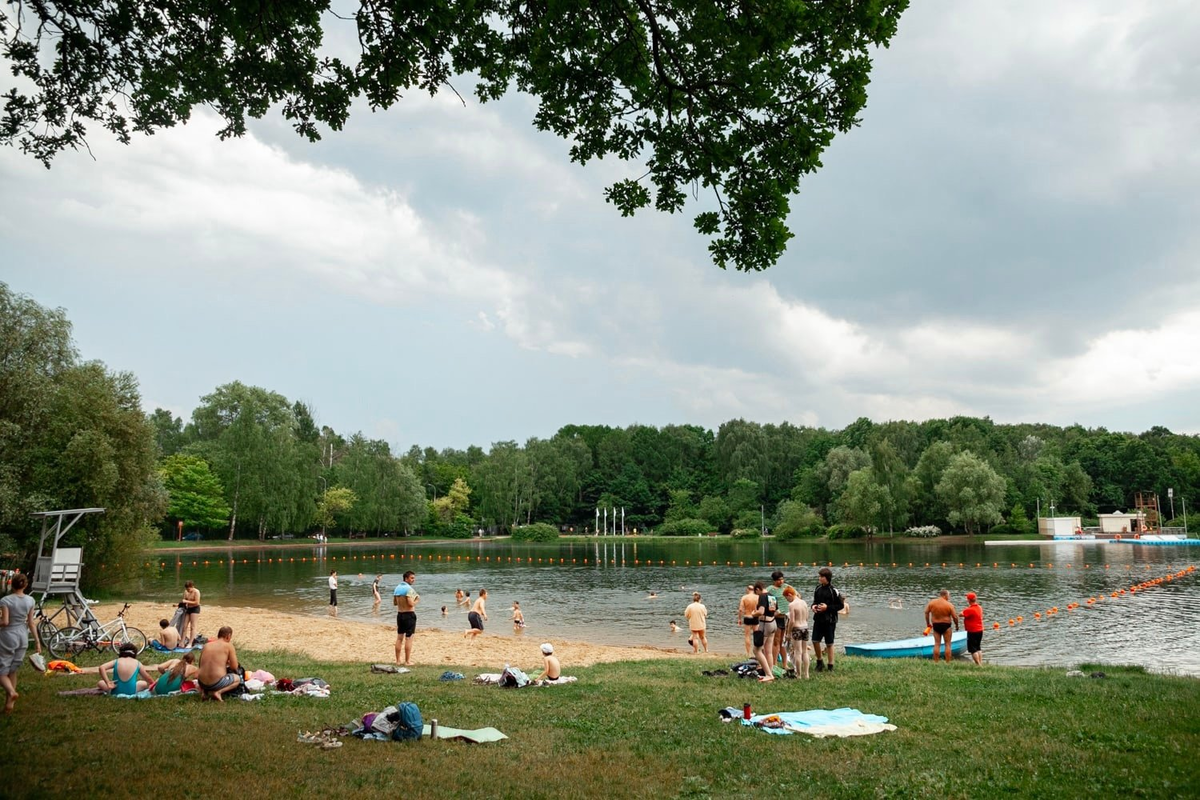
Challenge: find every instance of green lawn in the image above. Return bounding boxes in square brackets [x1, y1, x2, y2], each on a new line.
[2, 654, 1195, 799]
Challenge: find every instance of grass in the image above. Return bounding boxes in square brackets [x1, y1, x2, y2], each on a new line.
[2, 653, 1196, 799]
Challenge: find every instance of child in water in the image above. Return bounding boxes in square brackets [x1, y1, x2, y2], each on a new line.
[512, 601, 525, 630]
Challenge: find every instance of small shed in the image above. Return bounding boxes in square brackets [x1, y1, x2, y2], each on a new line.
[1098, 511, 1142, 534]
[1038, 516, 1082, 537]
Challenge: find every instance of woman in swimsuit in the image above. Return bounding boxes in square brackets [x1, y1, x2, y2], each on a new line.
[98, 644, 155, 696]
[152, 653, 197, 695]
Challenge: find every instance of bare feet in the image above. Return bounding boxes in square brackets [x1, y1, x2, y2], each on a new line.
[4, 692, 17, 713]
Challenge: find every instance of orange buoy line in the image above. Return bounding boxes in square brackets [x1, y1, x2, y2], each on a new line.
[988, 565, 1196, 632]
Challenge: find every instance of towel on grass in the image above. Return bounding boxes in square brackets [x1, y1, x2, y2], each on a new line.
[148, 640, 198, 654]
[371, 664, 411, 674]
[742, 708, 896, 738]
[421, 724, 508, 743]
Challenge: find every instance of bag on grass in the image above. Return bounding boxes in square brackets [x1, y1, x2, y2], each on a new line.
[392, 701, 423, 741]
[372, 705, 398, 735]
[499, 665, 529, 688]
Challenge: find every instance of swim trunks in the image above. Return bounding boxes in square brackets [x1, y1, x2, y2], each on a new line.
[396, 611, 417, 637]
[468, 611, 484, 631]
[967, 631, 983, 653]
[186, 605, 201, 615]
[932, 622, 952, 634]
[742, 616, 757, 626]
[199, 673, 239, 693]
[790, 627, 809, 642]
[329, 589, 338, 606]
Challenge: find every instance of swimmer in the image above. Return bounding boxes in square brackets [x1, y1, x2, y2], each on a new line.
[441, 605, 448, 616]
[647, 591, 659, 599]
[888, 597, 903, 610]
[669, 620, 678, 633]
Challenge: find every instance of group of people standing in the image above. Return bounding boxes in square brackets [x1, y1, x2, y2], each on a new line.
[735, 568, 845, 681]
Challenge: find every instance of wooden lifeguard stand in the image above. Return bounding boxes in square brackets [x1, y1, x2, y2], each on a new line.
[1133, 493, 1159, 534]
[29, 508, 104, 623]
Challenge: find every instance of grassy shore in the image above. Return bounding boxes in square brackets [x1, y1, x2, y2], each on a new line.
[2, 655, 1195, 799]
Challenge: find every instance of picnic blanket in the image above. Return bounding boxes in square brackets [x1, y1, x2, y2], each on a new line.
[474, 673, 576, 687]
[742, 708, 897, 738]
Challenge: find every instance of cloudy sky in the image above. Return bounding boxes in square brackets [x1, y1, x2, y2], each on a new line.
[3, 0, 1198, 451]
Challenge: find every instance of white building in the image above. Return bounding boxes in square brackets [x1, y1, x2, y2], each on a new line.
[1038, 516, 1082, 537]
[1098, 511, 1142, 534]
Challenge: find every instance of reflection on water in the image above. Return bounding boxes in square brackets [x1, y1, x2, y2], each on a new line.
[141, 539, 1200, 675]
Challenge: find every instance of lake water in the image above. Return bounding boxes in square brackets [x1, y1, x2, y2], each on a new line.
[138, 538, 1200, 675]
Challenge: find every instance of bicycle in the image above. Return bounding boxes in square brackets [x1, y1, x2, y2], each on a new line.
[34, 596, 91, 646]
[47, 603, 147, 659]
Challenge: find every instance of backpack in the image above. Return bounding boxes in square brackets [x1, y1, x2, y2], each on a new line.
[392, 701, 423, 741]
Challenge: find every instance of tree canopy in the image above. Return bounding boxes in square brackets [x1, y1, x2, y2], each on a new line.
[1, 0, 909, 271]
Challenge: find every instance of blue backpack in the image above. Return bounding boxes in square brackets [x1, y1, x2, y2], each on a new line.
[392, 701, 423, 741]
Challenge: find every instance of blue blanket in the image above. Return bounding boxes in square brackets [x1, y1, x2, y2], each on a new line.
[741, 707, 892, 735]
[149, 641, 197, 654]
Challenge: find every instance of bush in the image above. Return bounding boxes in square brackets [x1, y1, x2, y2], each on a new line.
[511, 523, 559, 542]
[826, 523, 869, 540]
[657, 518, 713, 536]
[773, 501, 826, 541]
[730, 528, 761, 539]
[903, 525, 941, 538]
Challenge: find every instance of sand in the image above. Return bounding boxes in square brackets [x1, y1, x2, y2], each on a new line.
[99, 603, 717, 668]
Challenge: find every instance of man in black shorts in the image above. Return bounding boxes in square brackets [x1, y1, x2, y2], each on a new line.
[393, 571, 418, 666]
[811, 567, 844, 673]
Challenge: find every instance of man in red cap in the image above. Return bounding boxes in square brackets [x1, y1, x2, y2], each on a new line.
[961, 592, 984, 666]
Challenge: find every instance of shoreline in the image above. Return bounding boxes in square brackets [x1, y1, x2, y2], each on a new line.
[148, 533, 1039, 555]
[103, 602, 727, 668]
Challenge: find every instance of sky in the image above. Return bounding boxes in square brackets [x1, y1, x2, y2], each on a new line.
[2, 0, 1199, 452]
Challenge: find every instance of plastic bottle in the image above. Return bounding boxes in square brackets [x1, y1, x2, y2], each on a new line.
[743, 703, 752, 721]
[430, 719, 438, 739]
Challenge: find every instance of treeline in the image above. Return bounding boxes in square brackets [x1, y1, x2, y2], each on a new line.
[4, 282, 1200, 587]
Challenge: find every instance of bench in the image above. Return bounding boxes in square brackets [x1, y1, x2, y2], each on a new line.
[348, 531, 367, 540]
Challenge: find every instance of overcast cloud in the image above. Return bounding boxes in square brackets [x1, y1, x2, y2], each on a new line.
[2, 0, 1198, 449]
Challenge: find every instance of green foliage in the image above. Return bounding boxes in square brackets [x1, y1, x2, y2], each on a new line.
[510, 522, 559, 542]
[772, 500, 825, 540]
[836, 468, 891, 533]
[697, 495, 731, 532]
[1008, 502, 1033, 535]
[730, 527, 761, 539]
[159, 454, 230, 531]
[2, 1, 910, 273]
[732, 509, 762, 532]
[0, 283, 164, 586]
[663, 489, 695, 523]
[937, 451, 1007, 534]
[313, 486, 358, 531]
[826, 523, 869, 540]
[657, 518, 713, 537]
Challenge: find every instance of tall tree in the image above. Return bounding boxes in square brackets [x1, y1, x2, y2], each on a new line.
[159, 454, 230, 532]
[936, 451, 1006, 535]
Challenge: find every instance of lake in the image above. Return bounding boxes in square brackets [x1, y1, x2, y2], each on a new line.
[138, 538, 1200, 675]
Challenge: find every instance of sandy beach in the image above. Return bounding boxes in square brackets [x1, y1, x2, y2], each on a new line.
[99, 603, 719, 668]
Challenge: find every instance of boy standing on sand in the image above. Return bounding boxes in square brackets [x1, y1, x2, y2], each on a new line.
[393, 571, 418, 665]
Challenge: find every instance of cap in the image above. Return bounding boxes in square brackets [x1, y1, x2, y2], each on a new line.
[540, 643, 554, 655]
[966, 592, 977, 601]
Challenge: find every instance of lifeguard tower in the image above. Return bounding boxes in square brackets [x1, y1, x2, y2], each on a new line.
[29, 508, 104, 624]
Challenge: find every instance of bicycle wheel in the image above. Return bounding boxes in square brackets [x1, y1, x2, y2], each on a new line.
[36, 618, 59, 649]
[110, 626, 148, 655]
[48, 626, 86, 660]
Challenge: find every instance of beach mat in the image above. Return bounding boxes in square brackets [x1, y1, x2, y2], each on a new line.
[421, 724, 507, 743]
[741, 708, 896, 738]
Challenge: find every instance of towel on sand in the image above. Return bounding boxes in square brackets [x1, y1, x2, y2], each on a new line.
[742, 708, 896, 738]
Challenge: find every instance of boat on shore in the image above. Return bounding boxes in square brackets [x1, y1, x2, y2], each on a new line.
[844, 631, 968, 659]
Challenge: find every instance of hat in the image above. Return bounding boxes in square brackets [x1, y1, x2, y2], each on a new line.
[966, 592, 977, 601]
[540, 643, 554, 655]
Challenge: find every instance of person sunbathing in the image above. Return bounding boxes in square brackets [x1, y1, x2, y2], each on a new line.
[97, 644, 156, 696]
[197, 626, 242, 702]
[152, 653, 198, 695]
[534, 643, 561, 682]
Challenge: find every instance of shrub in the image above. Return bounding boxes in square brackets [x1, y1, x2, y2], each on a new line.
[903, 525, 941, 538]
[773, 501, 826, 541]
[730, 528, 761, 539]
[826, 523, 869, 540]
[511, 522, 559, 542]
[657, 518, 713, 537]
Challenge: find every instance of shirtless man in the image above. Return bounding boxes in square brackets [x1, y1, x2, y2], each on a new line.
[197, 626, 241, 702]
[465, 589, 488, 639]
[393, 571, 418, 665]
[157, 618, 180, 650]
[534, 643, 561, 682]
[924, 589, 960, 663]
[738, 584, 758, 656]
[180, 580, 201, 647]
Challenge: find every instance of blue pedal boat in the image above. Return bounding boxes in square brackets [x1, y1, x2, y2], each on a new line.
[844, 630, 968, 659]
